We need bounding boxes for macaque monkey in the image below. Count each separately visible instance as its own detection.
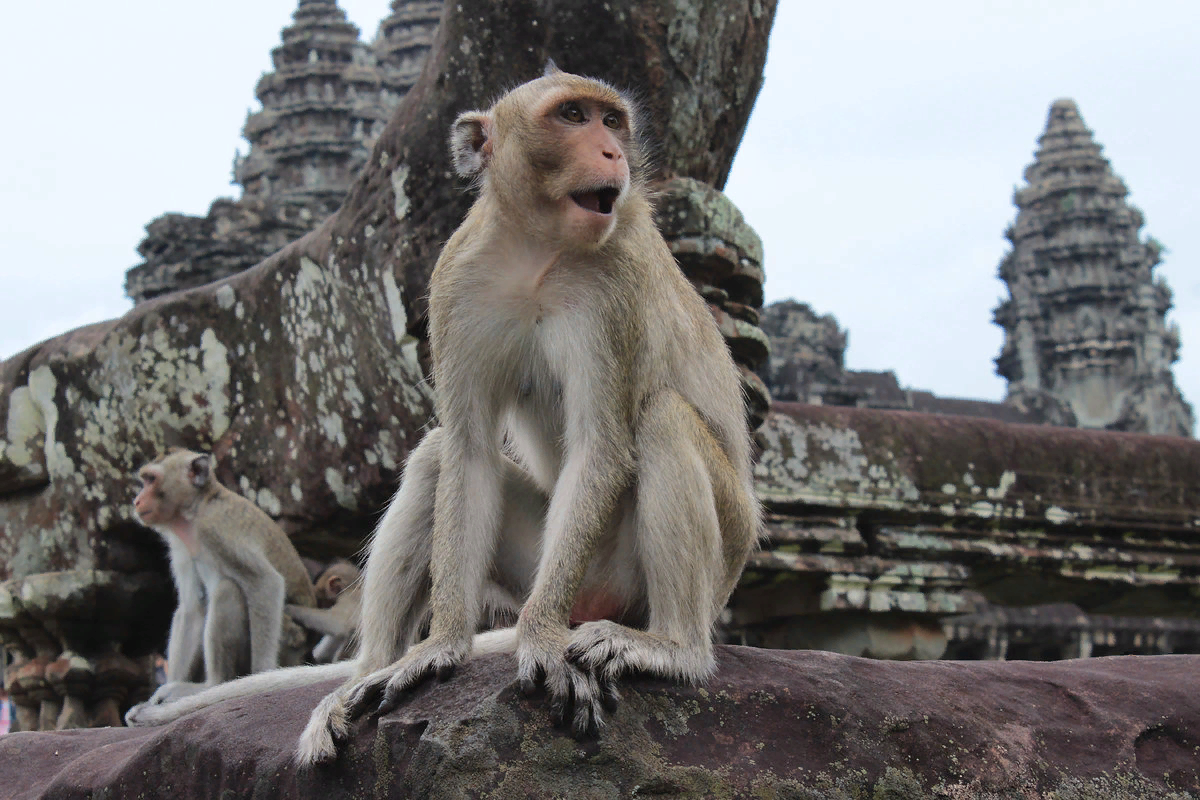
[125,448,317,718]
[288,561,363,663]
[123,66,759,769]
[289,560,524,664]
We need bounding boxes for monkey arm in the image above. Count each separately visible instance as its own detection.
[287,604,352,638]
[164,560,205,684]
[519,440,631,628]
[427,444,506,645]
[203,532,288,673]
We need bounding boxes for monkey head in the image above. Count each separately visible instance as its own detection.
[133,448,216,527]
[449,64,644,250]
[314,561,360,608]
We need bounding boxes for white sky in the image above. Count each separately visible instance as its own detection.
[1,1,1197,408]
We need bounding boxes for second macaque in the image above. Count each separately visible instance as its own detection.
[288,561,363,663]
[127,449,316,713]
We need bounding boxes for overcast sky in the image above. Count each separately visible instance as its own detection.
[2,1,1197,409]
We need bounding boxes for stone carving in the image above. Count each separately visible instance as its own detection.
[734,402,1200,662]
[0,0,777,729]
[4,648,1198,796]
[124,0,444,304]
[994,98,1193,436]
[655,177,770,427]
[944,601,1200,661]
[758,299,847,404]
[758,300,1041,424]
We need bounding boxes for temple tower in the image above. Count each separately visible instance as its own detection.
[993,99,1192,436]
[233,0,387,219]
[125,1,442,304]
[373,1,443,101]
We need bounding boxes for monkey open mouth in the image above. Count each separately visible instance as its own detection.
[570,186,621,215]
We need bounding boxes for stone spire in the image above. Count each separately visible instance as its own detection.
[373,1,443,100]
[125,1,442,305]
[233,0,388,217]
[993,99,1192,436]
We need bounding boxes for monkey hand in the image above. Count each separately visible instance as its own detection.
[124,681,202,725]
[345,634,472,720]
[516,621,617,738]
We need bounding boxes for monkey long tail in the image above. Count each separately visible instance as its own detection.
[124,661,355,727]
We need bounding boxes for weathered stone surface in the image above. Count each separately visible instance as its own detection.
[759,299,847,404]
[735,403,1200,660]
[656,177,771,426]
[3,648,1198,798]
[945,601,1200,661]
[994,99,1193,437]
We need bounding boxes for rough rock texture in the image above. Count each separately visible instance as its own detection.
[736,403,1200,660]
[3,648,1198,798]
[0,0,776,728]
[993,99,1193,437]
[758,299,848,404]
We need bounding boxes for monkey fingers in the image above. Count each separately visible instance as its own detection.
[344,640,468,719]
[555,661,611,738]
[517,634,609,738]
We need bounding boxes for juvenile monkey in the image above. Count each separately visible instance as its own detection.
[288,561,363,663]
[314,561,361,608]
[125,448,317,717]
[124,67,759,767]
[289,560,524,663]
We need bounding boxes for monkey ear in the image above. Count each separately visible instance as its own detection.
[450,111,492,179]
[188,454,212,489]
[543,59,562,77]
[328,575,345,595]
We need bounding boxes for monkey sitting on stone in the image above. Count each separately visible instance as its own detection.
[125,448,317,718]
[124,66,760,769]
[288,560,362,663]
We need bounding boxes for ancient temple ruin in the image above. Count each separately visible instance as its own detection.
[124,0,443,305]
[758,300,1039,424]
[993,99,1193,436]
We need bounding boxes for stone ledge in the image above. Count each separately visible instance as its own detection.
[2,647,1197,798]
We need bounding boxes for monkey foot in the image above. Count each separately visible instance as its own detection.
[566,619,716,692]
[344,638,470,721]
[517,630,618,738]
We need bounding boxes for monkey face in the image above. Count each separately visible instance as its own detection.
[131,449,212,527]
[133,466,165,525]
[451,71,639,251]
[536,94,632,247]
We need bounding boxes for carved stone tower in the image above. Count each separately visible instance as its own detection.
[374,1,444,101]
[234,0,387,217]
[993,99,1193,436]
[124,0,443,305]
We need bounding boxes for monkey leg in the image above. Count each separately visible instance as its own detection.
[351,429,443,674]
[296,431,443,766]
[345,453,545,715]
[564,392,726,732]
[204,577,252,684]
[297,432,545,767]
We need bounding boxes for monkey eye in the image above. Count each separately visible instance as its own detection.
[602,111,622,130]
[559,102,586,124]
